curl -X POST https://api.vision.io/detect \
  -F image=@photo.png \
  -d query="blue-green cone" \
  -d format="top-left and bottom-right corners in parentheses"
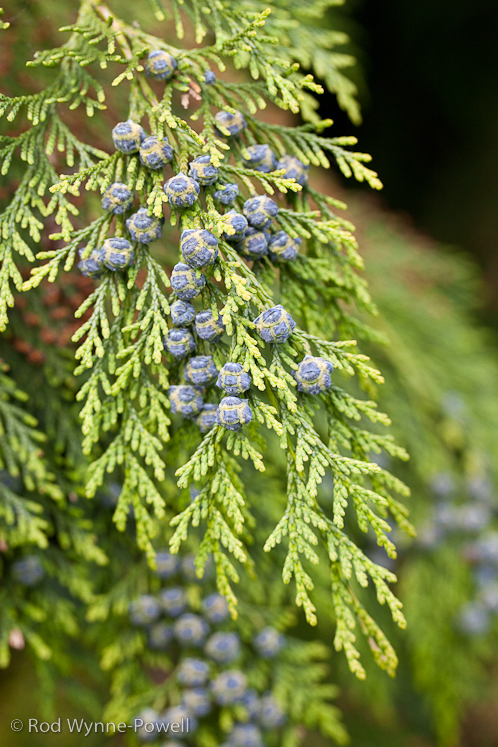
top-left (168, 385), bottom-right (204, 418)
top-left (153, 551), bottom-right (179, 578)
top-left (164, 173), bottom-right (200, 208)
top-left (213, 183), bottom-right (239, 206)
top-left (139, 135), bottom-right (174, 169)
top-left (202, 593), bottom-right (230, 623)
top-left (241, 144), bottom-right (277, 173)
top-left (211, 670), bottom-right (247, 705)
top-left (205, 631), bottom-right (241, 664)
top-left (221, 210), bottom-right (248, 242)
top-left (216, 362), bottom-right (251, 395)
top-left (181, 229), bottom-right (219, 268)
top-left (293, 354), bottom-right (334, 394)
top-left (189, 155), bottom-right (219, 185)
top-left (129, 595), bottom-right (161, 626)
top-left (77, 248), bottom-right (103, 278)
top-left (160, 587), bottom-right (187, 617)
top-left (243, 195), bottom-right (279, 229)
top-left (214, 110), bottom-right (247, 138)
top-left (174, 613), bottom-right (209, 646)
top-left (196, 404), bottom-right (218, 433)
top-left (170, 262), bottom-right (206, 301)
top-left (126, 207), bottom-right (163, 244)
top-left (101, 182), bottom-right (134, 214)
top-left (111, 120), bottom-right (146, 154)
top-left (276, 154), bottom-right (309, 186)
top-left (97, 237), bottom-right (134, 271)
top-left (147, 623), bottom-right (174, 650)
top-left (170, 300), bottom-right (196, 326)
top-left (236, 227), bottom-right (268, 259)
top-left (12, 556), bottom-right (44, 586)
top-left (253, 626), bottom-right (286, 657)
top-left (182, 688), bottom-right (211, 717)
top-left (163, 327), bottom-right (196, 358)
top-left (259, 694), bottom-right (286, 729)
top-left (195, 309), bottom-right (225, 342)
top-left (185, 355), bottom-right (218, 385)
top-left (254, 304), bottom-right (296, 343)
top-left (268, 230), bottom-right (301, 262)
top-left (177, 658), bottom-right (209, 687)
top-left (228, 724), bottom-right (264, 747)
top-left (144, 49), bottom-right (178, 81)
top-left (216, 396), bottom-right (253, 431)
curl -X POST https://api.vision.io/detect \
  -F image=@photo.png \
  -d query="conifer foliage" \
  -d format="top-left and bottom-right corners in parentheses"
top-left (0, 0), bottom-right (412, 696)
top-left (94, 540), bottom-right (348, 745)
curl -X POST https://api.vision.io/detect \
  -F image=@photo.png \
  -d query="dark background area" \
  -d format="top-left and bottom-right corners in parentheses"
top-left (321, 0), bottom-right (498, 320)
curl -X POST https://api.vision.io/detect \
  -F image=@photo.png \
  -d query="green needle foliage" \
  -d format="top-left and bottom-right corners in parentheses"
top-left (0, 0), bottom-right (411, 684)
top-left (360, 213), bottom-right (498, 746)
top-left (2, 4), bottom-right (498, 746)
top-left (308, 200), bottom-right (498, 747)
top-left (0, 358), bottom-right (107, 673)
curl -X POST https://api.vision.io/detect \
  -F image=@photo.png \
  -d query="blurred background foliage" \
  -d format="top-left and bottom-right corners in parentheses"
top-left (2, 1), bottom-right (498, 746)
top-left (319, 0), bottom-right (498, 322)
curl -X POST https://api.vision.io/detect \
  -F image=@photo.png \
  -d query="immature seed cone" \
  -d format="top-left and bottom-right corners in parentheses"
top-left (205, 631), bottom-right (241, 664)
top-left (254, 305), bottom-right (296, 343)
top-left (268, 230), bottom-right (301, 262)
top-left (170, 300), bottom-right (196, 326)
top-left (177, 658), bottom-right (210, 687)
top-left (211, 670), bottom-right (247, 705)
top-left (213, 183), bottom-right (239, 205)
top-left (216, 396), bottom-right (253, 431)
top-left (293, 354), bottom-right (334, 394)
top-left (174, 613), bottom-right (210, 646)
top-left (276, 153), bottom-right (309, 186)
top-left (229, 723), bottom-right (264, 747)
top-left (126, 207), bottom-right (163, 244)
top-left (202, 593), bottom-right (229, 623)
top-left (185, 355), bottom-right (218, 385)
top-left (129, 595), bottom-right (161, 626)
top-left (111, 119), bottom-right (146, 153)
top-left (189, 155), bottom-right (220, 185)
top-left (243, 195), bottom-right (279, 229)
top-left (77, 248), bottom-right (103, 278)
top-left (253, 627), bottom-right (286, 658)
top-left (196, 404), bottom-right (218, 433)
top-left (259, 694), bottom-right (286, 729)
top-left (241, 144), bottom-right (277, 173)
top-left (216, 362), bottom-right (251, 395)
top-left (214, 109), bottom-right (247, 137)
top-left (236, 227), bottom-right (268, 259)
top-left (147, 622), bottom-right (174, 650)
top-left (12, 556), bottom-right (44, 586)
top-left (163, 328), bottom-right (196, 358)
top-left (182, 688), bottom-right (211, 717)
top-left (144, 49), bottom-right (178, 80)
top-left (153, 551), bottom-right (180, 578)
top-left (160, 587), bottom-right (187, 617)
top-left (195, 309), bottom-right (225, 342)
top-left (164, 173), bottom-right (200, 208)
top-left (181, 229), bottom-right (219, 268)
top-left (170, 262), bottom-right (206, 301)
top-left (139, 135), bottom-right (174, 169)
top-left (101, 182), bottom-right (134, 214)
top-left (164, 706), bottom-right (198, 735)
top-left (97, 237), bottom-right (134, 270)
top-left (221, 210), bottom-right (248, 242)
top-left (168, 385), bottom-right (204, 418)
